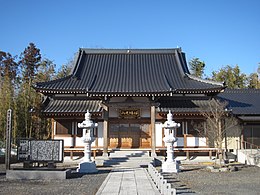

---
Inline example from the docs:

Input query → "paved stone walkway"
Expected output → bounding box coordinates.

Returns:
[96,167,160,195]
[96,150,160,195]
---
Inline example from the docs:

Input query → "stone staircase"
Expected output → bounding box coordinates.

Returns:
[103,150,153,168]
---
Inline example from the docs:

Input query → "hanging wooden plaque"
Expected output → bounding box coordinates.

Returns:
[119,108,141,119]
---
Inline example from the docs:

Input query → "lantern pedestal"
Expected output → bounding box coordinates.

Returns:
[162,161,180,173]
[77,162,97,173]
[162,111,181,173]
[77,111,98,173]
[162,138,180,173]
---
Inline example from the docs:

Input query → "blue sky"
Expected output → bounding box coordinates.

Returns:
[1,0,259,76]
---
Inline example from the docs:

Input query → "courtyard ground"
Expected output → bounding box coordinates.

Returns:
[167,164,260,194]
[0,157,260,195]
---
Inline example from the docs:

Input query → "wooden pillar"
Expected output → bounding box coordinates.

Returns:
[51,119,56,139]
[209,150,212,160]
[241,124,244,149]
[184,134,187,148]
[151,105,156,157]
[71,122,74,148]
[103,106,109,158]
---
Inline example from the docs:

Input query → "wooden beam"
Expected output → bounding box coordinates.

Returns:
[151,105,156,157]
[103,106,109,158]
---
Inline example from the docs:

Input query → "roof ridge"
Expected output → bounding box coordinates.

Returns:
[80,48,181,54]
[186,73,224,87]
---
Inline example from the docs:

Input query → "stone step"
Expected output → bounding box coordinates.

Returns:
[102,150,153,168]
[109,150,150,158]
[103,158,153,168]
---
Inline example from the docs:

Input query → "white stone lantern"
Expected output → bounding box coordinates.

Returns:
[77,110,98,173]
[162,110,181,173]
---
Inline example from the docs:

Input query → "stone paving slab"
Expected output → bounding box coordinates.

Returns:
[96,168,160,195]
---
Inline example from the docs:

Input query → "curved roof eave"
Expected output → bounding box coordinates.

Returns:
[35,48,225,95]
[185,73,225,87]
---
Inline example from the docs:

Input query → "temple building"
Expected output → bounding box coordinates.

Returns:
[35,48,260,157]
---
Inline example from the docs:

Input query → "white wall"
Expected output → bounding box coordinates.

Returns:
[97,122,103,147]
[155,123,163,147]
[54,136,73,147]
[186,137,207,147]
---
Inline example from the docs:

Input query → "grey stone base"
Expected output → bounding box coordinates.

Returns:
[162,161,180,173]
[6,169,71,180]
[77,161,98,173]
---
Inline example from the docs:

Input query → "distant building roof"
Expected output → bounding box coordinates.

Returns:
[217,89,260,115]
[157,97,209,114]
[35,48,224,96]
[158,88,260,117]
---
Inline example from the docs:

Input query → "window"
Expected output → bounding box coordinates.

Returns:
[244,125,260,146]
[175,120,183,136]
[56,120,72,134]
[187,120,205,136]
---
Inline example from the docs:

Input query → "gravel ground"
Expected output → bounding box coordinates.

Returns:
[1,162,260,195]
[163,164,260,195]
[0,163,110,195]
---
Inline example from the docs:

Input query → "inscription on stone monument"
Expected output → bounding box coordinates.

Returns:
[18,139,64,162]
[17,139,30,161]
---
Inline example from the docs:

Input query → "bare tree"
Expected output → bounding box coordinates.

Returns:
[196,98,239,166]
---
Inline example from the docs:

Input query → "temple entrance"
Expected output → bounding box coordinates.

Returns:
[109,123,151,148]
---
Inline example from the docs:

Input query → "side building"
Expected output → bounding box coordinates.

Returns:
[35,48,260,157]
[218,89,260,150]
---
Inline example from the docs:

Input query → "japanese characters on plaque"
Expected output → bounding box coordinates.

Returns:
[17,139,64,162]
[119,108,140,119]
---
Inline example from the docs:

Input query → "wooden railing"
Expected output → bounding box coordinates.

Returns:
[242,140,260,149]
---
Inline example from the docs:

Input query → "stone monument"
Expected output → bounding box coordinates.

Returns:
[162,110,181,173]
[77,110,98,173]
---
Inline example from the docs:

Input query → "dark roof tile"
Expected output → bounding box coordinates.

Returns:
[36,48,224,95]
[43,99,102,114]
[217,88,260,115]
[157,97,210,113]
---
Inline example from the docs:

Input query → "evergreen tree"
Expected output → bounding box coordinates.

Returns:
[247,73,259,89]
[211,65,247,88]
[34,59,56,139]
[0,51,18,141]
[55,62,73,79]
[188,57,205,78]
[18,43,41,138]
[36,59,56,82]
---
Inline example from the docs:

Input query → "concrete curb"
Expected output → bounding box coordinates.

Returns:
[6,169,72,180]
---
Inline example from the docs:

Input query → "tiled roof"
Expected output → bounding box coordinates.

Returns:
[36,48,224,96]
[42,99,102,116]
[157,97,210,113]
[158,89,260,115]
[217,89,260,115]
[41,89,260,116]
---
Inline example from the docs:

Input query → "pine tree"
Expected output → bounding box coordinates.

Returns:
[188,58,205,78]
[211,65,246,88]
[247,73,259,89]
[18,43,41,138]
